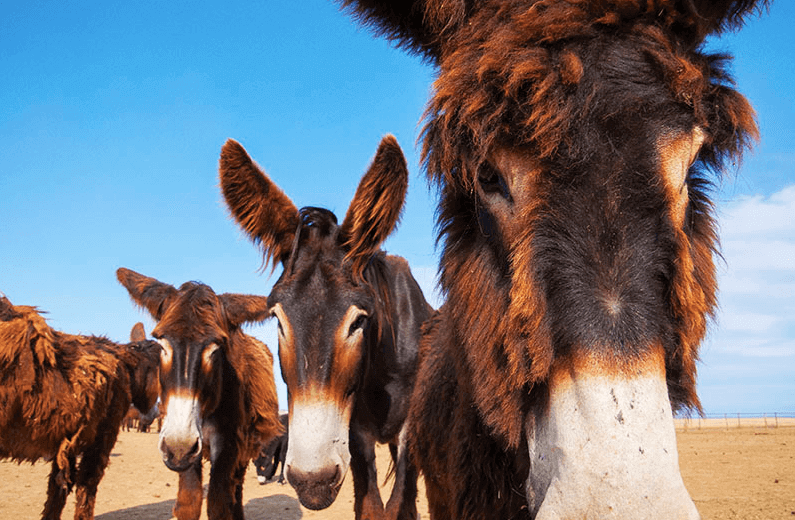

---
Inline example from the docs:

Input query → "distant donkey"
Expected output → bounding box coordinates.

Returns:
[0,295,160,520]
[219,135,433,520]
[117,269,283,520]
[253,412,288,484]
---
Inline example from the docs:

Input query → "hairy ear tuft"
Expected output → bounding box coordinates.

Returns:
[116,268,176,320]
[219,139,299,270]
[220,293,271,329]
[130,322,147,342]
[340,135,409,279]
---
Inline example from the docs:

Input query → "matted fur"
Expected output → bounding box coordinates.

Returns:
[343,0,764,444]
[339,0,767,517]
[117,269,282,520]
[0,295,160,520]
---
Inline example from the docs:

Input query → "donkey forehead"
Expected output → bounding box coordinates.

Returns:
[271,245,371,309]
[271,268,372,322]
[153,289,229,342]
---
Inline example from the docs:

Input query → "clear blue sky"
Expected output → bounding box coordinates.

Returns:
[1,1,792,415]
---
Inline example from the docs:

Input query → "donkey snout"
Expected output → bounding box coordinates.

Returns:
[159,434,202,471]
[287,464,343,510]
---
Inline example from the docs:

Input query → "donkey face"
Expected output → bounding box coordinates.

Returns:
[219,136,407,509]
[117,268,269,472]
[340,1,762,517]
[127,322,161,418]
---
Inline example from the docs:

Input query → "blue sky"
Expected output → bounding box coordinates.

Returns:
[1,1,792,415]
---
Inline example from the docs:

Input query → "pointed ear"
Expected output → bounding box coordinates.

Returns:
[220,293,271,329]
[219,139,300,269]
[340,135,408,277]
[130,322,147,342]
[338,0,468,62]
[686,0,769,36]
[116,268,177,320]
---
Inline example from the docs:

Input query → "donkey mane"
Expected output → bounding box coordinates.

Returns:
[420,3,761,193]
[342,1,768,62]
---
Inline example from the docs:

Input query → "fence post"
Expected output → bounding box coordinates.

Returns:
[764,413,767,428]
[724,413,728,431]
[775,412,778,428]
[737,413,741,428]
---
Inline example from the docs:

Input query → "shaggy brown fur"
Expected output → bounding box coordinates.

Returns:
[0,295,160,520]
[116,268,282,520]
[339,1,767,518]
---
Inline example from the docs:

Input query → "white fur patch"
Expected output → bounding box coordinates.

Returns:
[286,399,352,479]
[156,337,173,366]
[526,370,699,519]
[159,394,202,460]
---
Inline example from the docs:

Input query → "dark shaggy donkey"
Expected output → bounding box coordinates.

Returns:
[117,269,283,520]
[253,412,288,484]
[338,1,766,518]
[219,136,432,520]
[0,295,160,520]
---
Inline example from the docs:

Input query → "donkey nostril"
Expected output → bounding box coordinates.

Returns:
[189,440,201,458]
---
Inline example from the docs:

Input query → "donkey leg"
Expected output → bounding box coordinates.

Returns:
[350,428,384,520]
[206,454,240,520]
[383,427,419,520]
[232,461,247,520]
[174,461,203,520]
[72,422,120,520]
[42,458,74,520]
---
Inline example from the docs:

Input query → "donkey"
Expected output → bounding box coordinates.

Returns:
[219,135,432,520]
[0,295,160,520]
[337,1,766,518]
[253,412,288,484]
[116,269,283,520]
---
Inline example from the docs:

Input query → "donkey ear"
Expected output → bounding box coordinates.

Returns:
[687,0,768,35]
[338,0,469,62]
[219,139,300,269]
[116,268,177,321]
[340,135,408,277]
[220,293,271,329]
[130,322,147,342]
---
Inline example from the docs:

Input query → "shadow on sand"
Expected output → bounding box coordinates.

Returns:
[94,494,303,520]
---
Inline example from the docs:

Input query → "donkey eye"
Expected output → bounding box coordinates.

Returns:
[348,315,368,336]
[478,163,511,200]
[270,304,287,338]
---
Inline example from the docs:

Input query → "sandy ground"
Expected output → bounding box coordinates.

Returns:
[1,426,793,519]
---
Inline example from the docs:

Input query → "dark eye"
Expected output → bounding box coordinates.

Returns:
[348,315,368,336]
[478,163,511,200]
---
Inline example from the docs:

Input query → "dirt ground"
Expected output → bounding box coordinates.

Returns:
[1,426,793,519]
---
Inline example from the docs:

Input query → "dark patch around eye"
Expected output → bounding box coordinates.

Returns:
[478,163,513,202]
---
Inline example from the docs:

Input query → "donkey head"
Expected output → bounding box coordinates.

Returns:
[219,135,408,509]
[117,268,270,472]
[126,322,161,419]
[339,1,764,518]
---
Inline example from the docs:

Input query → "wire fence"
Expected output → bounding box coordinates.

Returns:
[674,412,795,430]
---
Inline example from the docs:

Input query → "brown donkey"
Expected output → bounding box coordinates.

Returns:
[0,295,160,520]
[219,135,432,520]
[116,269,282,520]
[337,1,766,518]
